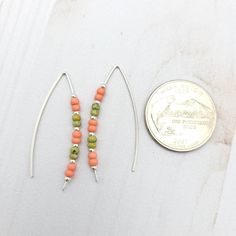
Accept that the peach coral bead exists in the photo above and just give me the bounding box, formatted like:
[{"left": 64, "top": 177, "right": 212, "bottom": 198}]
[
  {"left": 88, "top": 125, "right": 97, "bottom": 132},
  {"left": 94, "top": 94, "right": 104, "bottom": 102},
  {"left": 88, "top": 119, "right": 98, "bottom": 126},
  {"left": 67, "top": 163, "right": 76, "bottom": 171},
  {"left": 72, "top": 130, "right": 81, "bottom": 138},
  {"left": 72, "top": 138, "right": 81, "bottom": 144},
  {"left": 65, "top": 169, "right": 74, "bottom": 178},
  {"left": 71, "top": 97, "right": 80, "bottom": 105},
  {"left": 88, "top": 159, "right": 98, "bottom": 166},
  {"left": 97, "top": 87, "right": 105, "bottom": 95},
  {"left": 72, "top": 104, "right": 80, "bottom": 112},
  {"left": 88, "top": 152, "right": 97, "bottom": 159}
]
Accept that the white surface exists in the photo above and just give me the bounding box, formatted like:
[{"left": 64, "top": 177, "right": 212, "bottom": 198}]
[
  {"left": 0, "top": 0, "right": 236, "bottom": 235},
  {"left": 215, "top": 134, "right": 236, "bottom": 235}
]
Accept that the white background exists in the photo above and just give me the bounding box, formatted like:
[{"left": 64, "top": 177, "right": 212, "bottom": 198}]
[{"left": 0, "top": 0, "right": 236, "bottom": 235}]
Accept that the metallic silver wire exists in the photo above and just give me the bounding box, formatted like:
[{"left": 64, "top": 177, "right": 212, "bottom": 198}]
[
  {"left": 93, "top": 168, "right": 99, "bottom": 182},
  {"left": 30, "top": 72, "right": 76, "bottom": 177},
  {"left": 103, "top": 65, "right": 139, "bottom": 172},
  {"left": 62, "top": 180, "right": 69, "bottom": 191}
]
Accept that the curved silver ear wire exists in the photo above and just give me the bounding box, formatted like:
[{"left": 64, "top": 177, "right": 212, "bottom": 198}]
[
  {"left": 30, "top": 72, "right": 76, "bottom": 178},
  {"left": 103, "top": 65, "right": 139, "bottom": 172}
]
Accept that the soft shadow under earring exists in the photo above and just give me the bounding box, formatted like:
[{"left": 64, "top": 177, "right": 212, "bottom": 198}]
[
  {"left": 86, "top": 65, "right": 139, "bottom": 182},
  {"left": 30, "top": 72, "right": 82, "bottom": 190}
]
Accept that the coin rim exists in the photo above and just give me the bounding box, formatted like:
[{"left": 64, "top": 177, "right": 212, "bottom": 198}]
[{"left": 145, "top": 79, "right": 217, "bottom": 152}]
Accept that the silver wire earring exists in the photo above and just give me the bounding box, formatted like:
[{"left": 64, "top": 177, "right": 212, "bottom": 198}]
[
  {"left": 30, "top": 66, "right": 139, "bottom": 189},
  {"left": 86, "top": 65, "right": 139, "bottom": 182},
  {"left": 30, "top": 72, "right": 82, "bottom": 190}
]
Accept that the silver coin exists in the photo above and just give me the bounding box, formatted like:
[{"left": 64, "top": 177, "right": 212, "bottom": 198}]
[{"left": 145, "top": 80, "right": 217, "bottom": 152}]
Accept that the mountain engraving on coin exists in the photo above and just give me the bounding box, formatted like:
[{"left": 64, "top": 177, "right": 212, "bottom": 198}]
[{"left": 145, "top": 80, "right": 216, "bottom": 151}]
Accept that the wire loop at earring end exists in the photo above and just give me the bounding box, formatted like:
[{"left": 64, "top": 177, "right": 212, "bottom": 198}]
[{"left": 92, "top": 167, "right": 99, "bottom": 182}]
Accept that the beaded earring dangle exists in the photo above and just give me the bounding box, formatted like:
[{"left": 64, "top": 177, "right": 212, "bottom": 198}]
[
  {"left": 29, "top": 67, "right": 139, "bottom": 189},
  {"left": 30, "top": 72, "right": 82, "bottom": 190},
  {"left": 86, "top": 65, "right": 139, "bottom": 182}
]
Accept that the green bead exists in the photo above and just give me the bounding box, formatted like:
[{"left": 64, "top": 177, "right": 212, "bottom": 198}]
[
  {"left": 72, "top": 113, "right": 81, "bottom": 121},
  {"left": 92, "top": 103, "right": 100, "bottom": 110},
  {"left": 87, "top": 142, "right": 96, "bottom": 149},
  {"left": 73, "top": 120, "right": 81, "bottom": 127},
  {"left": 87, "top": 135, "right": 97, "bottom": 143},
  {"left": 70, "top": 153, "right": 78, "bottom": 160},
  {"left": 91, "top": 109, "right": 99, "bottom": 117},
  {"left": 70, "top": 146, "right": 80, "bottom": 155}
]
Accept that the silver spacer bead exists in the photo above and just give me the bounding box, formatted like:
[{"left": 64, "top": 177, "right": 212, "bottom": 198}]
[
  {"left": 74, "top": 127, "right": 80, "bottom": 131},
  {"left": 64, "top": 177, "right": 71, "bottom": 182},
  {"left": 89, "top": 132, "right": 95, "bottom": 136},
  {"left": 91, "top": 166, "right": 97, "bottom": 170},
  {"left": 70, "top": 160, "right": 76, "bottom": 163},
  {"left": 91, "top": 116, "right": 97, "bottom": 120},
  {"left": 94, "top": 100, "right": 101, "bottom": 104},
  {"left": 89, "top": 148, "right": 95, "bottom": 152},
  {"left": 101, "top": 83, "right": 106, "bottom": 88},
  {"left": 73, "top": 111, "right": 79, "bottom": 115},
  {"left": 73, "top": 144, "right": 79, "bottom": 147}
]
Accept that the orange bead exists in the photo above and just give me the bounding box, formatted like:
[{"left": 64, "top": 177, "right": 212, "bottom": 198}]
[
  {"left": 97, "top": 87, "right": 105, "bottom": 95},
  {"left": 88, "top": 125, "right": 97, "bottom": 132},
  {"left": 88, "top": 152, "right": 97, "bottom": 159},
  {"left": 88, "top": 119, "right": 98, "bottom": 126},
  {"left": 72, "top": 138, "right": 81, "bottom": 144},
  {"left": 95, "top": 94, "right": 104, "bottom": 102},
  {"left": 71, "top": 97, "right": 80, "bottom": 105},
  {"left": 65, "top": 170, "right": 74, "bottom": 178},
  {"left": 72, "top": 130, "right": 81, "bottom": 138},
  {"left": 67, "top": 163, "right": 76, "bottom": 171},
  {"left": 88, "top": 158, "right": 98, "bottom": 167},
  {"left": 72, "top": 104, "right": 80, "bottom": 112}
]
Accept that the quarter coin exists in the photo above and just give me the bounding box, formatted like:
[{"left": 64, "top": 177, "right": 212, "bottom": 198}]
[{"left": 145, "top": 80, "right": 216, "bottom": 152}]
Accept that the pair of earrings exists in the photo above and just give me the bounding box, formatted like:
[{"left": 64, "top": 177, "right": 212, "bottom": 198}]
[{"left": 30, "top": 66, "right": 139, "bottom": 190}]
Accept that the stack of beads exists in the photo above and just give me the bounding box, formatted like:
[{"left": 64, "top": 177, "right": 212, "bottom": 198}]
[
  {"left": 63, "top": 96, "right": 82, "bottom": 187},
  {"left": 87, "top": 86, "right": 106, "bottom": 179}
]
